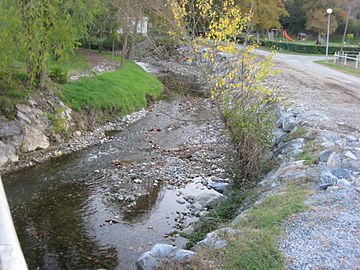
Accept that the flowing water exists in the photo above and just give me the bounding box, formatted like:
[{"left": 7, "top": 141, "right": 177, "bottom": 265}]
[{"left": 2, "top": 69, "right": 221, "bottom": 270}]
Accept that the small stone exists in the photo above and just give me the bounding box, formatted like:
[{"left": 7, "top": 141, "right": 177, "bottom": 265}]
[
  {"left": 327, "top": 152, "right": 340, "bottom": 167},
  {"left": 327, "top": 185, "right": 340, "bottom": 192},
  {"left": 319, "top": 149, "right": 334, "bottom": 163},
  {"left": 345, "top": 135, "right": 356, "bottom": 142},
  {"left": 331, "top": 168, "right": 351, "bottom": 179},
  {"left": 73, "top": 131, "right": 82, "bottom": 137},
  {"left": 318, "top": 183, "right": 333, "bottom": 190},
  {"left": 344, "top": 151, "right": 357, "bottom": 160},
  {"left": 337, "top": 179, "right": 352, "bottom": 187},
  {"left": 322, "top": 141, "right": 335, "bottom": 148},
  {"left": 176, "top": 199, "right": 186, "bottom": 204}
]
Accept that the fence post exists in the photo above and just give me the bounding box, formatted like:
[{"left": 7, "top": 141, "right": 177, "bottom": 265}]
[
  {"left": 344, "top": 54, "right": 347, "bottom": 66},
  {"left": 356, "top": 55, "right": 359, "bottom": 69},
  {"left": 334, "top": 52, "right": 337, "bottom": 64}
]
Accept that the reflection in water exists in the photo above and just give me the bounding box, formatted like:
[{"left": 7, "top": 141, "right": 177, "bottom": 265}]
[{"left": 12, "top": 180, "right": 117, "bottom": 269}]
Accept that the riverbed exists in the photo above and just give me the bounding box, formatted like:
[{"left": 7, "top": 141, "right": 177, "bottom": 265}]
[{"left": 2, "top": 67, "right": 231, "bottom": 270}]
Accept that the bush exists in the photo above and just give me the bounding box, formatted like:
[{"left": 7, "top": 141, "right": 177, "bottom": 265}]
[
  {"left": 260, "top": 40, "right": 360, "bottom": 54},
  {"left": 49, "top": 65, "right": 69, "bottom": 84},
  {"left": 80, "top": 34, "right": 147, "bottom": 51}
]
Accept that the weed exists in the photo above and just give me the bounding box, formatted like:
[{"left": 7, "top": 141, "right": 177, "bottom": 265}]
[
  {"left": 46, "top": 107, "right": 68, "bottom": 134},
  {"left": 283, "top": 126, "right": 307, "bottom": 143}
]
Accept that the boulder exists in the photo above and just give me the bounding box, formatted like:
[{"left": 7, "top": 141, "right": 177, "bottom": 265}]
[
  {"left": 193, "top": 228, "right": 240, "bottom": 251},
  {"left": 327, "top": 152, "right": 340, "bottom": 167},
  {"left": 282, "top": 117, "right": 296, "bottom": 132},
  {"left": 320, "top": 170, "right": 338, "bottom": 184},
  {"left": 277, "top": 138, "right": 304, "bottom": 156},
  {"left": 21, "top": 126, "right": 50, "bottom": 152},
  {"left": 273, "top": 130, "right": 287, "bottom": 146},
  {"left": 210, "top": 182, "right": 229, "bottom": 194},
  {"left": 331, "top": 167, "right": 351, "bottom": 180},
  {"left": 0, "top": 121, "right": 22, "bottom": 138},
  {"left": 0, "top": 141, "right": 19, "bottom": 166},
  {"left": 136, "top": 244, "right": 195, "bottom": 270},
  {"left": 194, "top": 192, "right": 225, "bottom": 208},
  {"left": 259, "top": 160, "right": 307, "bottom": 187},
  {"left": 319, "top": 149, "right": 334, "bottom": 163}
]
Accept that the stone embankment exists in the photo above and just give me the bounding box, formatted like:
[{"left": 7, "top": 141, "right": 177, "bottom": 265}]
[{"left": 0, "top": 91, "right": 151, "bottom": 174}]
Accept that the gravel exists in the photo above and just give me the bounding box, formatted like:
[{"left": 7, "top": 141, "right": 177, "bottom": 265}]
[{"left": 280, "top": 188, "right": 360, "bottom": 270}]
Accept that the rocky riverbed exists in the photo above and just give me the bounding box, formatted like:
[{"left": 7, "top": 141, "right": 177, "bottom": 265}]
[{"left": 2, "top": 66, "right": 236, "bottom": 269}]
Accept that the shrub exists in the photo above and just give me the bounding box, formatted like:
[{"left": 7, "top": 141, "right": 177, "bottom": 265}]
[
  {"left": 49, "top": 65, "right": 69, "bottom": 84},
  {"left": 260, "top": 40, "right": 360, "bottom": 54}
]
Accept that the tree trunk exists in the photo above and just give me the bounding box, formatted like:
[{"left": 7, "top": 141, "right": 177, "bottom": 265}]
[
  {"left": 244, "top": 0, "right": 255, "bottom": 46},
  {"left": 120, "top": 30, "right": 129, "bottom": 69},
  {"left": 341, "top": 0, "right": 352, "bottom": 52},
  {"left": 128, "top": 19, "right": 139, "bottom": 59}
]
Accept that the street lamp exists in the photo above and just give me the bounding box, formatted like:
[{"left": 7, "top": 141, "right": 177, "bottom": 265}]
[{"left": 326, "top": 8, "right": 333, "bottom": 62}]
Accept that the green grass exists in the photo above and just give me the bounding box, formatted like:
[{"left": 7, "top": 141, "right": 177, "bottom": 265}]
[
  {"left": 222, "top": 189, "right": 308, "bottom": 270},
  {"left": 11, "top": 51, "right": 90, "bottom": 76},
  {"left": 283, "top": 127, "right": 307, "bottom": 143},
  {"left": 57, "top": 51, "right": 90, "bottom": 76},
  {"left": 314, "top": 60, "right": 360, "bottom": 77},
  {"left": 60, "top": 60, "right": 163, "bottom": 115}
]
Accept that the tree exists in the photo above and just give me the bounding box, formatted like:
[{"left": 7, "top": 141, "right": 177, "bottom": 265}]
[
  {"left": 303, "top": 0, "right": 338, "bottom": 44},
  {"left": 281, "top": 0, "right": 306, "bottom": 33},
  {"left": 19, "top": 0, "right": 103, "bottom": 88},
  {"left": 0, "top": 0, "right": 22, "bottom": 80}
]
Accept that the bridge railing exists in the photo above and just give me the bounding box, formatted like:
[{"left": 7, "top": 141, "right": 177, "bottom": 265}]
[{"left": 0, "top": 176, "right": 28, "bottom": 270}]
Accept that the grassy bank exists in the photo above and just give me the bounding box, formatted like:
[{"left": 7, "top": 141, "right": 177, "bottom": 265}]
[
  {"left": 60, "top": 60, "right": 163, "bottom": 115},
  {"left": 183, "top": 185, "right": 309, "bottom": 270},
  {"left": 314, "top": 60, "right": 360, "bottom": 77}
]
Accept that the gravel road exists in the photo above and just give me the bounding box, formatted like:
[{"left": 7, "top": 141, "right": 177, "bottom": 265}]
[{"left": 260, "top": 51, "right": 360, "bottom": 131}]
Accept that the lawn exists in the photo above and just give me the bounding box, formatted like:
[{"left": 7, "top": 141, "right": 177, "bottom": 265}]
[
  {"left": 314, "top": 60, "right": 360, "bottom": 77},
  {"left": 60, "top": 59, "right": 163, "bottom": 115}
]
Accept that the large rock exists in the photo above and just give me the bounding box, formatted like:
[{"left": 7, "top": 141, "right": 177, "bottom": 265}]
[
  {"left": 194, "top": 192, "right": 225, "bottom": 208},
  {"left": 273, "top": 129, "right": 287, "bottom": 146},
  {"left": 319, "top": 149, "right": 334, "bottom": 163},
  {"left": 0, "top": 121, "right": 22, "bottom": 138},
  {"left": 0, "top": 141, "right": 19, "bottom": 166},
  {"left": 193, "top": 228, "right": 240, "bottom": 251},
  {"left": 331, "top": 167, "right": 351, "bottom": 180},
  {"left": 282, "top": 117, "right": 296, "bottom": 132},
  {"left": 21, "top": 126, "right": 50, "bottom": 152},
  {"left": 210, "top": 182, "right": 229, "bottom": 194},
  {"left": 259, "top": 160, "right": 307, "bottom": 187},
  {"left": 277, "top": 138, "right": 304, "bottom": 156},
  {"left": 136, "top": 244, "right": 195, "bottom": 270}
]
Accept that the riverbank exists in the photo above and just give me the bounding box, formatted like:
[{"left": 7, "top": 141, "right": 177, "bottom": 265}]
[{"left": 0, "top": 50, "right": 163, "bottom": 174}]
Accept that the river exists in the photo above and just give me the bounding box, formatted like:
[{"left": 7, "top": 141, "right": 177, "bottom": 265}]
[{"left": 2, "top": 66, "right": 229, "bottom": 270}]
